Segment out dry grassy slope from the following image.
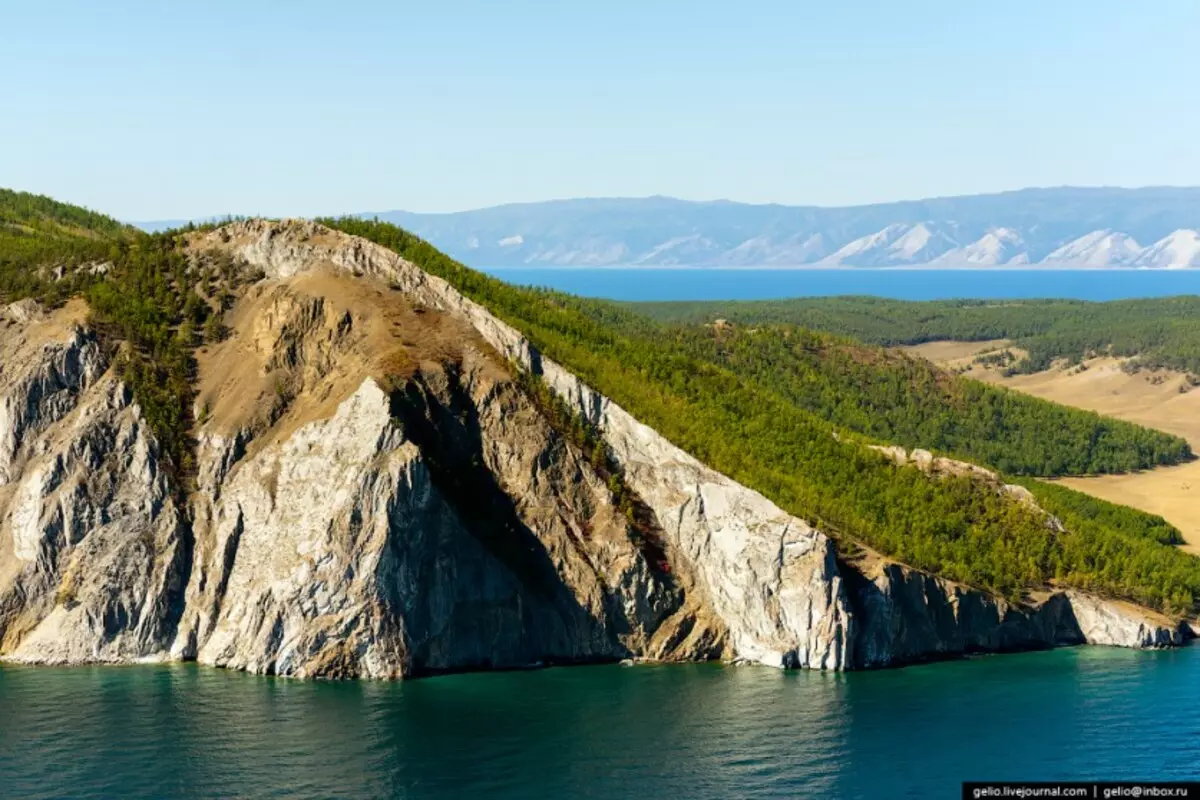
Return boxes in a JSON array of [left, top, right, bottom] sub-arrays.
[[194, 268, 485, 459], [906, 341, 1200, 554], [901, 339, 1017, 366]]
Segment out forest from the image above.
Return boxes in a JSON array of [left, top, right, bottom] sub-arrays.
[[662, 324, 1191, 476], [0, 188, 132, 303], [628, 295, 1200, 377]]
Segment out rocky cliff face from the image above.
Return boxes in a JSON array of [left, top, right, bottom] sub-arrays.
[[0, 221, 1188, 677], [0, 301, 188, 664]]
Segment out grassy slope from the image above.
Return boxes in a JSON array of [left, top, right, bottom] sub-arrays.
[[324, 217, 1200, 615], [627, 295, 1200, 377]]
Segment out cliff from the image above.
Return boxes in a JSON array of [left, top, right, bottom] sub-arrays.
[[0, 220, 1188, 677]]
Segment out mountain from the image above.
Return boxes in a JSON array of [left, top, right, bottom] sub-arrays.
[[927, 227, 1027, 266], [334, 187, 1200, 268], [816, 223, 958, 266], [1042, 230, 1143, 267], [1135, 229, 1200, 268], [2, 191, 1197, 680]]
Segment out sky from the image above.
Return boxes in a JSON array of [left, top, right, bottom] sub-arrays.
[[2, 0, 1199, 220]]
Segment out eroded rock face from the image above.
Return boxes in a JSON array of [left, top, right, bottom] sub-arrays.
[[846, 559, 1084, 667], [171, 267, 723, 676], [1066, 592, 1186, 648], [201, 220, 853, 671], [0, 223, 1189, 677], [0, 304, 187, 664], [177, 368, 697, 678]]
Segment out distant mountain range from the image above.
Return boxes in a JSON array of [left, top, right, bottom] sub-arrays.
[[135, 187, 1200, 268]]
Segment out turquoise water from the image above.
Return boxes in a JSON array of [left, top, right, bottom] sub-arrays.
[[2, 646, 1197, 798], [482, 268, 1200, 302]]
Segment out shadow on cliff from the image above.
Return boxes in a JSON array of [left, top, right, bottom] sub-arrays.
[[838, 557, 1087, 670], [386, 363, 631, 669]]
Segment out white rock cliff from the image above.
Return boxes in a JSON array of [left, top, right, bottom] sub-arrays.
[[0, 221, 1187, 677]]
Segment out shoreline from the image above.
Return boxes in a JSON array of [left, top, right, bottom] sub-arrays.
[[3, 635, 1195, 682]]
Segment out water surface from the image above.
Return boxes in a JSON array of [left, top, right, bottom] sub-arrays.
[[2, 646, 1197, 798], [481, 267, 1200, 302]]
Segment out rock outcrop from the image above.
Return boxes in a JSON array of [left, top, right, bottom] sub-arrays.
[[870, 445, 1051, 515], [1066, 592, 1186, 648], [0, 221, 1189, 677], [846, 557, 1083, 667], [0, 302, 187, 664]]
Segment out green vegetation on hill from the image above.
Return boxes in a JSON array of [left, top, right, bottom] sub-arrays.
[[1017, 481, 1197, 613], [0, 188, 131, 238], [5, 192, 1199, 616], [627, 295, 1200, 377], [84, 237, 254, 480], [323, 217, 1200, 615], [0, 192, 254, 480], [661, 325, 1191, 476], [0, 189, 134, 304], [85, 237, 200, 478]]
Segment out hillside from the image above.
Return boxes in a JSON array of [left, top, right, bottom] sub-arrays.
[[325, 188, 1200, 267], [905, 345, 1200, 555], [0, 188, 130, 240], [660, 324, 1192, 477], [629, 295, 1200, 378], [1, 194, 1199, 680], [0, 189, 136, 303]]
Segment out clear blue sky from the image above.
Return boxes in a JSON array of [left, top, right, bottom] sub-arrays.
[[2, 0, 1198, 219]]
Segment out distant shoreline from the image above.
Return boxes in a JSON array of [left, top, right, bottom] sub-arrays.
[[476, 267, 1200, 303], [484, 265, 1200, 272]]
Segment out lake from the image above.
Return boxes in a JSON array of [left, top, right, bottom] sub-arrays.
[[482, 268, 1200, 302], [2, 646, 1197, 798]]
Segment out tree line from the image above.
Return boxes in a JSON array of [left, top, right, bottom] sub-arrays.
[[626, 295, 1200, 377]]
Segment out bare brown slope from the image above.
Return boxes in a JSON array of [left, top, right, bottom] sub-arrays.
[[184, 266, 727, 670], [194, 267, 482, 457]]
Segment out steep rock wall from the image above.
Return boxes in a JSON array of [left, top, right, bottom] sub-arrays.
[[205, 220, 854, 670], [0, 304, 187, 664], [846, 559, 1084, 667]]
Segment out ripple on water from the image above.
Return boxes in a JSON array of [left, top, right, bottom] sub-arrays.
[[1, 646, 1198, 798]]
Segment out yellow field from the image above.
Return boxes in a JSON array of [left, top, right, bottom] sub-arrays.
[[904, 343, 1200, 554], [903, 339, 1016, 367]]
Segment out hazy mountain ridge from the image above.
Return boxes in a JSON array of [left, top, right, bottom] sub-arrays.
[[332, 188, 1200, 268]]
